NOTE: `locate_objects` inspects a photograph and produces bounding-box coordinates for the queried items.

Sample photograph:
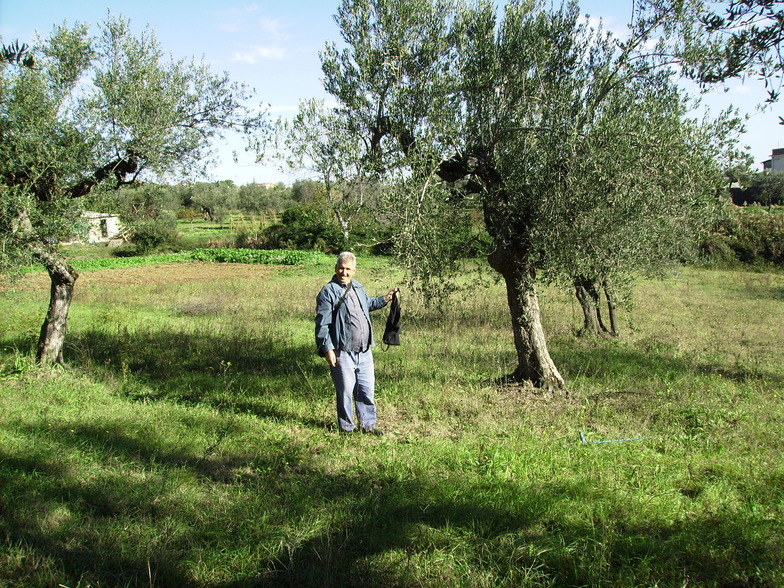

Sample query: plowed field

[2,262,277,292]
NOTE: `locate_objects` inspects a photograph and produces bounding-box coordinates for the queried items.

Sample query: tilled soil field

[2,262,278,292]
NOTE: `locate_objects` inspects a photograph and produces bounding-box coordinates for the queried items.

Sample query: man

[315,252,398,434]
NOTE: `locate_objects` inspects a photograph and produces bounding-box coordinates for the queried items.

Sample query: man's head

[335,251,356,285]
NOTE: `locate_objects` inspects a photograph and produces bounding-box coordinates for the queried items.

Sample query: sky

[1,0,781,185]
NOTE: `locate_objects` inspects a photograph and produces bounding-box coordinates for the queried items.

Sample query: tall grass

[1,258,782,587]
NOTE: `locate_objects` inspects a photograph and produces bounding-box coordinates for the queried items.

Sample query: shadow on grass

[554,337,784,387]
[2,405,342,586]
[371,329,783,395]
[216,475,782,587]
[2,327,782,585]
[5,429,780,588]
[56,325,336,429]
[1,449,195,586]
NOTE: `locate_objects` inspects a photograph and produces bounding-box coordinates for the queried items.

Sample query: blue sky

[1,0,780,185]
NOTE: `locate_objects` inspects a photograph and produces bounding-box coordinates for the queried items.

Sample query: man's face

[335,261,356,285]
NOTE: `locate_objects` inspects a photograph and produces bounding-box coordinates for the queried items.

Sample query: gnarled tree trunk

[489,248,565,391]
[459,155,566,392]
[574,276,619,338]
[31,245,78,366]
[574,275,609,337]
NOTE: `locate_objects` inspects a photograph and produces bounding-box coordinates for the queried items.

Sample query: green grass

[175,218,236,248]
[1,257,783,587]
[175,214,281,249]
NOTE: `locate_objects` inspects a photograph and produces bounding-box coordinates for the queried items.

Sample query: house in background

[82,211,122,243]
[762,148,784,172]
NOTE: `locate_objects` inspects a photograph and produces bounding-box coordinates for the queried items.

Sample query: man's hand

[384,288,400,303]
[326,349,337,368]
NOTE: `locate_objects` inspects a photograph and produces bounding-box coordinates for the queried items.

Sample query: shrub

[702,205,784,266]
[736,208,784,264]
[128,216,178,254]
[260,202,343,253]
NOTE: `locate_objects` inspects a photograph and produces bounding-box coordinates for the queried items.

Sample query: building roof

[82,211,120,219]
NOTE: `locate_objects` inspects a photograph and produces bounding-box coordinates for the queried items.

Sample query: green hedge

[66,249,327,272]
[187,248,326,265]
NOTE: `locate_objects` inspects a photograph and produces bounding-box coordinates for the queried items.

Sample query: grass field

[1,254,783,587]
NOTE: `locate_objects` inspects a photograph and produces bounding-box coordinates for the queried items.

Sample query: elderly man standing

[315,252,398,435]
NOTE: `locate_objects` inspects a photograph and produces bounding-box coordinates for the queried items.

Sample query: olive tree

[1,17,267,365]
[320,0,732,390]
[275,98,378,244]
[188,181,239,224]
[546,83,737,338]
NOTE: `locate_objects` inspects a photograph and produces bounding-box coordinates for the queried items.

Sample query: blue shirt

[315,277,388,355]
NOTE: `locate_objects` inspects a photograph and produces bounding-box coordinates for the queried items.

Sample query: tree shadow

[1,448,197,586]
[555,339,784,387]
[212,473,782,587]
[4,428,780,587]
[2,404,339,587]
[1,321,336,430]
[2,306,782,585]
[3,344,781,586]
[58,326,335,430]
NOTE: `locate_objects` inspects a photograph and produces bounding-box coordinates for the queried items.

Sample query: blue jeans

[331,349,376,432]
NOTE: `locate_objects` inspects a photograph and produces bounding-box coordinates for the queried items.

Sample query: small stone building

[82,211,122,243]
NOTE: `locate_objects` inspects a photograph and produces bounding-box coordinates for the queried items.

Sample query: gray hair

[336,251,356,267]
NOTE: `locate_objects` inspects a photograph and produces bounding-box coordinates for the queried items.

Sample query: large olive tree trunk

[466,159,565,392]
[490,248,565,391]
[31,245,78,366]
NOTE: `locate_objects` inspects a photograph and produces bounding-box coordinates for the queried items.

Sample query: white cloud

[258,17,291,40]
[211,4,293,39]
[232,45,286,63]
[214,3,267,34]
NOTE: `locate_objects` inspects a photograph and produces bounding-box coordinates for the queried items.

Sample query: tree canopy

[0,16,268,364]
[319,0,738,389]
[275,98,376,243]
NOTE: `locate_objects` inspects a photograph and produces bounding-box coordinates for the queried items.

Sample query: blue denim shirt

[315,277,388,355]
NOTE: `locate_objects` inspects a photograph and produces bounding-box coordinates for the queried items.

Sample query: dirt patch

[1,262,278,292]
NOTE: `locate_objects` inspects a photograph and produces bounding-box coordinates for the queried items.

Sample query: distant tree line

[93,168,784,273]
[94,178,394,255]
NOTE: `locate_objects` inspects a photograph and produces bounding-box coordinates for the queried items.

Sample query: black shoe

[362,428,383,436]
[339,428,356,434]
